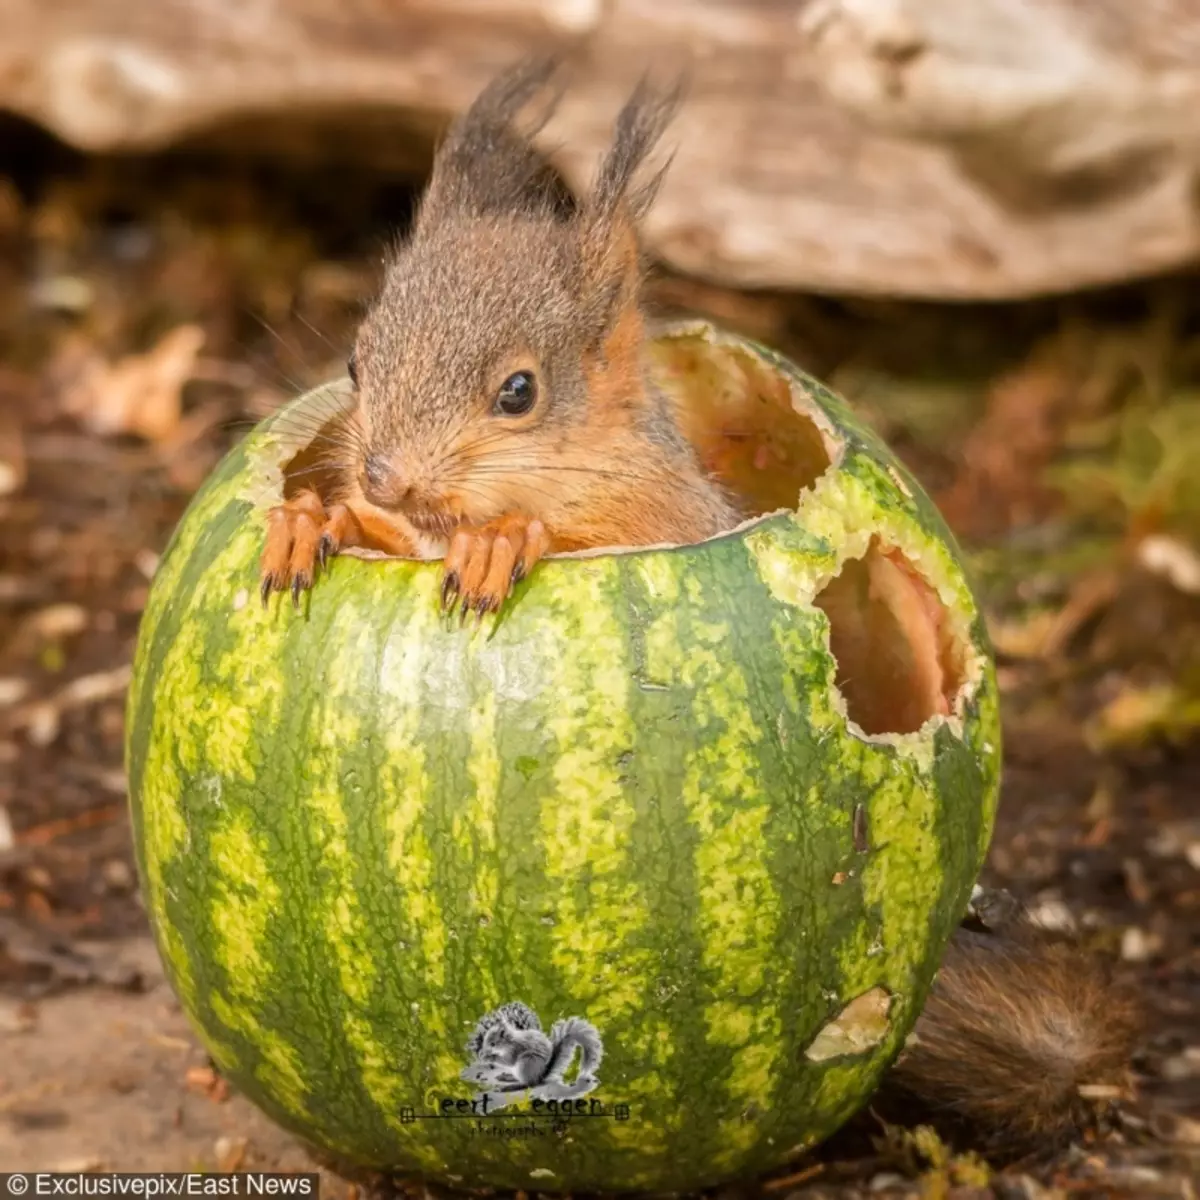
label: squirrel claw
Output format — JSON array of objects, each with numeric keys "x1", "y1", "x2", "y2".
[
  {"x1": 260, "y1": 492, "x2": 375, "y2": 609},
  {"x1": 442, "y1": 516, "x2": 549, "y2": 621}
]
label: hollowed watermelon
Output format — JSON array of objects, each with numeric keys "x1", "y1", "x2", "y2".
[{"x1": 126, "y1": 321, "x2": 1001, "y2": 1193}]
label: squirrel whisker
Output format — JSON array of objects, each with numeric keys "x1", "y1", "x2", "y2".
[
  {"x1": 282, "y1": 461, "x2": 356, "y2": 487},
  {"x1": 290, "y1": 311, "x2": 350, "y2": 356},
  {"x1": 456, "y1": 462, "x2": 674, "y2": 487},
  {"x1": 450, "y1": 478, "x2": 567, "y2": 510},
  {"x1": 269, "y1": 412, "x2": 366, "y2": 458}
]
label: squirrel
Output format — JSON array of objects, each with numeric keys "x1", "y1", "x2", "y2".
[
  {"x1": 259, "y1": 55, "x2": 741, "y2": 614},
  {"x1": 460, "y1": 1001, "x2": 604, "y2": 1112},
  {"x1": 258, "y1": 60, "x2": 1141, "y2": 1153},
  {"x1": 877, "y1": 886, "x2": 1142, "y2": 1154}
]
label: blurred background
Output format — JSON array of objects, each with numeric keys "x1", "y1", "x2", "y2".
[{"x1": 0, "y1": 1, "x2": 1198, "y2": 1192}]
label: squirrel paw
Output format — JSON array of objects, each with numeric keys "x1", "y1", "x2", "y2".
[
  {"x1": 260, "y1": 490, "x2": 357, "y2": 608},
  {"x1": 441, "y1": 516, "x2": 550, "y2": 620}
]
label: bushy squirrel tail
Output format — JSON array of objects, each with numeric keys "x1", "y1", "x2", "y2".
[
  {"x1": 545, "y1": 1016, "x2": 604, "y2": 1081},
  {"x1": 881, "y1": 889, "x2": 1142, "y2": 1153}
]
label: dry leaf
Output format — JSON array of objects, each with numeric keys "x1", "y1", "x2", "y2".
[
  {"x1": 60, "y1": 324, "x2": 205, "y2": 443},
  {"x1": 9, "y1": 665, "x2": 133, "y2": 747},
  {"x1": 1138, "y1": 534, "x2": 1200, "y2": 595},
  {"x1": 937, "y1": 351, "x2": 1075, "y2": 539},
  {"x1": 1088, "y1": 683, "x2": 1200, "y2": 749},
  {"x1": 0, "y1": 406, "x2": 25, "y2": 497}
]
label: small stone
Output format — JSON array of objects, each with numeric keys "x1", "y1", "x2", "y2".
[
  {"x1": 103, "y1": 859, "x2": 134, "y2": 892},
  {"x1": 185, "y1": 1065, "x2": 218, "y2": 1093},
  {"x1": 0, "y1": 677, "x2": 28, "y2": 708},
  {"x1": 0, "y1": 805, "x2": 13, "y2": 852},
  {"x1": 28, "y1": 603, "x2": 87, "y2": 640},
  {"x1": 1166, "y1": 1114, "x2": 1200, "y2": 1144},
  {"x1": 0, "y1": 460, "x2": 21, "y2": 497},
  {"x1": 1160, "y1": 1045, "x2": 1200, "y2": 1081},
  {"x1": 26, "y1": 702, "x2": 61, "y2": 747},
  {"x1": 29, "y1": 275, "x2": 94, "y2": 313},
  {"x1": 1027, "y1": 896, "x2": 1076, "y2": 933},
  {"x1": 1145, "y1": 827, "x2": 1183, "y2": 857},
  {"x1": 993, "y1": 1175, "x2": 1052, "y2": 1200},
  {"x1": 135, "y1": 549, "x2": 160, "y2": 580},
  {"x1": 0, "y1": 999, "x2": 38, "y2": 1034},
  {"x1": 214, "y1": 1135, "x2": 248, "y2": 1172},
  {"x1": 1120, "y1": 926, "x2": 1161, "y2": 962},
  {"x1": 24, "y1": 865, "x2": 52, "y2": 890}
]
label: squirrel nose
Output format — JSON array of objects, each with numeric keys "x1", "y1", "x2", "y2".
[{"x1": 362, "y1": 453, "x2": 410, "y2": 506}]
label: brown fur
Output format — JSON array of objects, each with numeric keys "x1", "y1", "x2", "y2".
[
  {"x1": 882, "y1": 897, "x2": 1142, "y2": 1154},
  {"x1": 260, "y1": 58, "x2": 740, "y2": 610}
]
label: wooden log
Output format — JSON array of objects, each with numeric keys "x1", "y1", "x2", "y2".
[{"x1": 4, "y1": 0, "x2": 1200, "y2": 299}]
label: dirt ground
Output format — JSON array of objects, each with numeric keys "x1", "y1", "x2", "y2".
[{"x1": 0, "y1": 115, "x2": 1198, "y2": 1198}]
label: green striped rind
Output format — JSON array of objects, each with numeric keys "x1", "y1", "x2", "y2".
[{"x1": 126, "y1": 324, "x2": 1001, "y2": 1193}]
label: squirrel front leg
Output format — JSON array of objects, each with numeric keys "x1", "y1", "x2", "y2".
[
  {"x1": 260, "y1": 489, "x2": 416, "y2": 607},
  {"x1": 441, "y1": 514, "x2": 552, "y2": 619}
]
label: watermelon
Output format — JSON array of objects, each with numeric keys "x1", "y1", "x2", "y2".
[{"x1": 125, "y1": 320, "x2": 1001, "y2": 1194}]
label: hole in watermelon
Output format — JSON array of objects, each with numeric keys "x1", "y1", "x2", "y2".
[
  {"x1": 648, "y1": 331, "x2": 840, "y2": 517},
  {"x1": 814, "y1": 539, "x2": 968, "y2": 736}
]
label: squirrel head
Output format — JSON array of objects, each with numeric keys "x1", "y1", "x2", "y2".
[{"x1": 348, "y1": 58, "x2": 681, "y2": 534}]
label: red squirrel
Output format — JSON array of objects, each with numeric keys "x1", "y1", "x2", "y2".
[
  {"x1": 259, "y1": 57, "x2": 739, "y2": 616},
  {"x1": 259, "y1": 59, "x2": 1141, "y2": 1152}
]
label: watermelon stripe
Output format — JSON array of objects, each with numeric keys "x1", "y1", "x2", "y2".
[
  {"x1": 129, "y1": 485, "x2": 260, "y2": 1048},
  {"x1": 636, "y1": 548, "x2": 782, "y2": 1168},
  {"x1": 717, "y1": 540, "x2": 873, "y2": 1153},
  {"x1": 530, "y1": 559, "x2": 674, "y2": 1181},
  {"x1": 135, "y1": 491, "x2": 323, "y2": 1136},
  {"x1": 185, "y1": 520, "x2": 328, "y2": 1136},
  {"x1": 614, "y1": 555, "x2": 718, "y2": 1178},
  {"x1": 207, "y1": 812, "x2": 312, "y2": 1122}
]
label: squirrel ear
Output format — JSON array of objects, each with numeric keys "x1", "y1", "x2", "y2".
[
  {"x1": 417, "y1": 56, "x2": 566, "y2": 228},
  {"x1": 577, "y1": 210, "x2": 642, "y2": 348},
  {"x1": 577, "y1": 75, "x2": 685, "y2": 342}
]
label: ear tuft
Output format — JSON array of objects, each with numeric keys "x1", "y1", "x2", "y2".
[
  {"x1": 577, "y1": 74, "x2": 687, "y2": 344},
  {"x1": 592, "y1": 74, "x2": 686, "y2": 223},
  {"x1": 418, "y1": 56, "x2": 567, "y2": 228}
]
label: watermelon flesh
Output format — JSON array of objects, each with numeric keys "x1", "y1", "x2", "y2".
[{"x1": 126, "y1": 321, "x2": 1001, "y2": 1193}]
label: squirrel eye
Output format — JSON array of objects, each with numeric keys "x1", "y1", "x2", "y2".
[
  {"x1": 494, "y1": 371, "x2": 537, "y2": 417},
  {"x1": 347, "y1": 351, "x2": 359, "y2": 387}
]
